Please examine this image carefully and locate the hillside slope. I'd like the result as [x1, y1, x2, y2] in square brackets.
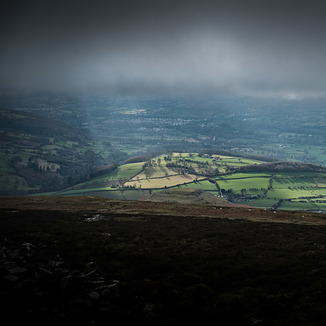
[140, 188, 240, 207]
[0, 109, 100, 195]
[46, 152, 326, 212]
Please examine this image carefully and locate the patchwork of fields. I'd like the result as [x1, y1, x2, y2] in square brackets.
[41, 152, 326, 212]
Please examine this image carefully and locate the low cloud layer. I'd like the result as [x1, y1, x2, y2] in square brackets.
[1, 0, 326, 97]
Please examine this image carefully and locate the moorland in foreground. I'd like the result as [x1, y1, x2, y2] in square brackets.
[2, 196, 326, 325]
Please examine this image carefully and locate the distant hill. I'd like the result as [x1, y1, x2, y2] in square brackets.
[0, 109, 101, 195]
[41, 151, 326, 212]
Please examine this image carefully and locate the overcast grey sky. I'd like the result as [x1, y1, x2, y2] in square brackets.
[1, 0, 326, 98]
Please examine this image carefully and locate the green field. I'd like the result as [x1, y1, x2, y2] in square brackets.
[272, 176, 316, 188]
[178, 180, 218, 191]
[107, 162, 144, 180]
[279, 200, 319, 211]
[266, 188, 316, 200]
[214, 173, 270, 194]
[125, 174, 204, 189]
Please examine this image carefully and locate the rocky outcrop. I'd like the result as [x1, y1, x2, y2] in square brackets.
[0, 240, 156, 325]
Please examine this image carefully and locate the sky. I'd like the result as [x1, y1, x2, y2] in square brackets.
[1, 0, 326, 98]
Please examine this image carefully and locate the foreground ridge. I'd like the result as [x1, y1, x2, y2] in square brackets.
[2, 196, 326, 325]
[1, 196, 326, 225]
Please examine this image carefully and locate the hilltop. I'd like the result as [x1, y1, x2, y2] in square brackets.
[46, 152, 326, 212]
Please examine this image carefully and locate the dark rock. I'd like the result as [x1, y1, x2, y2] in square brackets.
[8, 266, 28, 274]
[3, 274, 19, 282]
[88, 291, 101, 301]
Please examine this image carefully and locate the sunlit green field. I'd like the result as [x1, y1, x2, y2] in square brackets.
[216, 173, 270, 179]
[266, 188, 316, 200]
[133, 166, 178, 180]
[107, 162, 144, 179]
[178, 180, 218, 191]
[314, 177, 326, 187]
[279, 200, 319, 211]
[214, 175, 270, 194]
[125, 174, 204, 189]
[272, 176, 316, 188]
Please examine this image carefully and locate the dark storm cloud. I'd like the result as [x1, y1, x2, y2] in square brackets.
[1, 0, 326, 97]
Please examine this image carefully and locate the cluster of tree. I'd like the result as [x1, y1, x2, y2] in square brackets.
[166, 162, 196, 174]
[272, 199, 284, 210]
[198, 149, 276, 162]
[288, 185, 317, 190]
[237, 161, 326, 173]
[9, 156, 23, 168]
